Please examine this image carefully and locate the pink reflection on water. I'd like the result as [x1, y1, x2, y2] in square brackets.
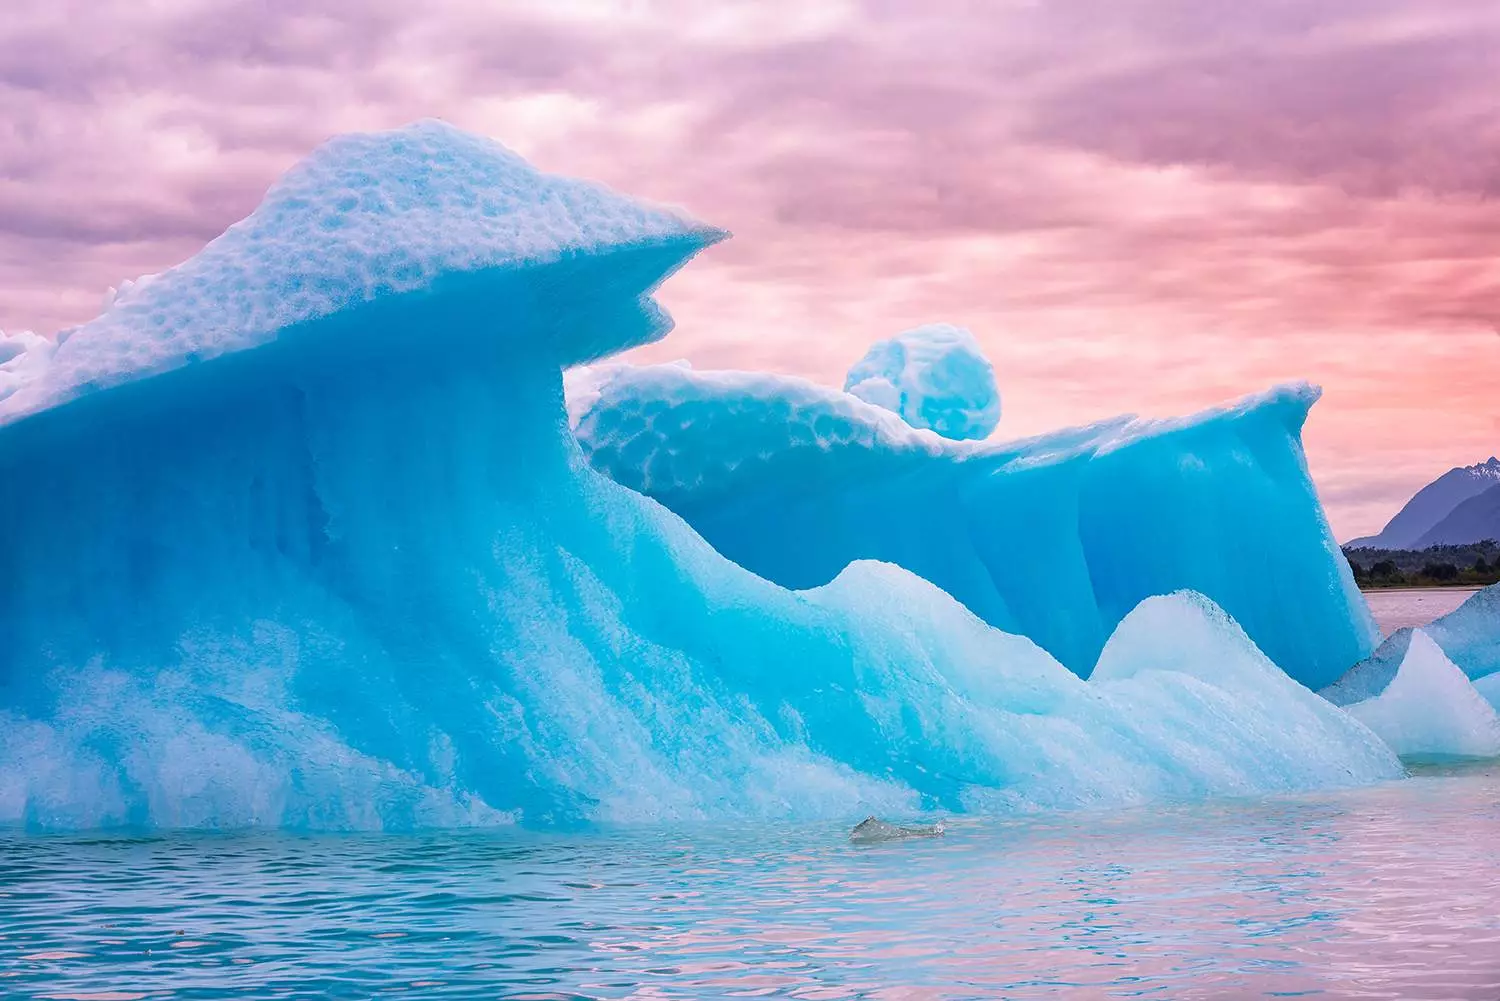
[587, 767, 1500, 998]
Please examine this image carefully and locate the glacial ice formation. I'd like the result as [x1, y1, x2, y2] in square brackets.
[1343, 631, 1500, 759]
[0, 121, 1400, 831]
[1322, 582, 1500, 707]
[571, 364, 1376, 688]
[844, 323, 1000, 440]
[0, 122, 718, 426]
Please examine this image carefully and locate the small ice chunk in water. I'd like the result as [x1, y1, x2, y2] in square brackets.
[1325, 583, 1500, 706]
[849, 816, 947, 843]
[1345, 630, 1500, 759]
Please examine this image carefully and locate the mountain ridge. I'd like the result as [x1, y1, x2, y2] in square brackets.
[1347, 457, 1500, 548]
[1415, 481, 1500, 547]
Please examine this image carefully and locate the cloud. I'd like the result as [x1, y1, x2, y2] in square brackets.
[0, 0, 1496, 538]
[1023, 2, 1500, 197]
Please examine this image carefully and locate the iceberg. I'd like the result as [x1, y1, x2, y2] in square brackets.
[0, 121, 1400, 831]
[1422, 582, 1500, 682]
[572, 363, 1375, 688]
[1323, 582, 1500, 706]
[1342, 631, 1500, 759]
[844, 323, 1000, 440]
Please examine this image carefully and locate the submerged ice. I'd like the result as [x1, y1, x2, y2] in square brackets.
[0, 121, 1402, 832]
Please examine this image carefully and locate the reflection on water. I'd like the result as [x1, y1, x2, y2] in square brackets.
[3, 765, 1499, 999]
[1362, 587, 1480, 637]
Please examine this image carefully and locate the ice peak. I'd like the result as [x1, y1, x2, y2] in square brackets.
[1, 120, 725, 427]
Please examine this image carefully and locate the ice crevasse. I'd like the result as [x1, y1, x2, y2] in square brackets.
[0, 121, 1400, 831]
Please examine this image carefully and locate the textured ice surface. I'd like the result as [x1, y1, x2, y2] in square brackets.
[1344, 631, 1500, 759]
[0, 330, 54, 404]
[844, 323, 1000, 440]
[0, 122, 1400, 831]
[1080, 593, 1398, 793]
[1319, 634, 1410, 708]
[1323, 583, 1500, 706]
[0, 120, 721, 425]
[566, 362, 949, 508]
[574, 365, 1374, 688]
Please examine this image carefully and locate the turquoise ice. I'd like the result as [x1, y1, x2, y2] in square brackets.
[572, 363, 1376, 688]
[844, 323, 1001, 440]
[1421, 583, 1500, 682]
[0, 122, 1400, 831]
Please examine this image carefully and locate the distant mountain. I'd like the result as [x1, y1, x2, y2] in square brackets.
[1346, 457, 1500, 548]
[1414, 481, 1500, 547]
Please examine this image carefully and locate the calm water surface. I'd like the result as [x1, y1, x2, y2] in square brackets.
[1362, 587, 1479, 637]
[3, 764, 1499, 1000]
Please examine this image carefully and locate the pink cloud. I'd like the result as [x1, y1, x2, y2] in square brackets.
[0, 0, 1495, 540]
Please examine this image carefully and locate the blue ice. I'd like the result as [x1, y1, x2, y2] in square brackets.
[572, 363, 1376, 688]
[0, 121, 1400, 831]
[844, 323, 1000, 440]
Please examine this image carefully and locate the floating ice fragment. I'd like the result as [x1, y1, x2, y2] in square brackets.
[1344, 630, 1500, 759]
[849, 816, 946, 843]
[1323, 582, 1500, 706]
[1423, 582, 1500, 682]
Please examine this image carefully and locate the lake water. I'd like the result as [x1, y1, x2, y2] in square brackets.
[4, 762, 1499, 1000]
[1362, 587, 1479, 637]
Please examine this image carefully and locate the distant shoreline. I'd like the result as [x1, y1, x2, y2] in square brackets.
[1342, 542, 1497, 591]
[1358, 583, 1485, 592]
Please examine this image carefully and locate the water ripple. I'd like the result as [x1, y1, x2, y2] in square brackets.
[3, 765, 1499, 998]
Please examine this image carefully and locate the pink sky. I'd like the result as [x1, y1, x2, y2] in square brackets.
[2, 0, 1496, 539]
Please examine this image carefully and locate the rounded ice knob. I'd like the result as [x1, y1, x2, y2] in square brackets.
[844, 323, 1000, 440]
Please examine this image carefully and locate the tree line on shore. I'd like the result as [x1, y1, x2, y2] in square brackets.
[1343, 540, 1500, 588]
